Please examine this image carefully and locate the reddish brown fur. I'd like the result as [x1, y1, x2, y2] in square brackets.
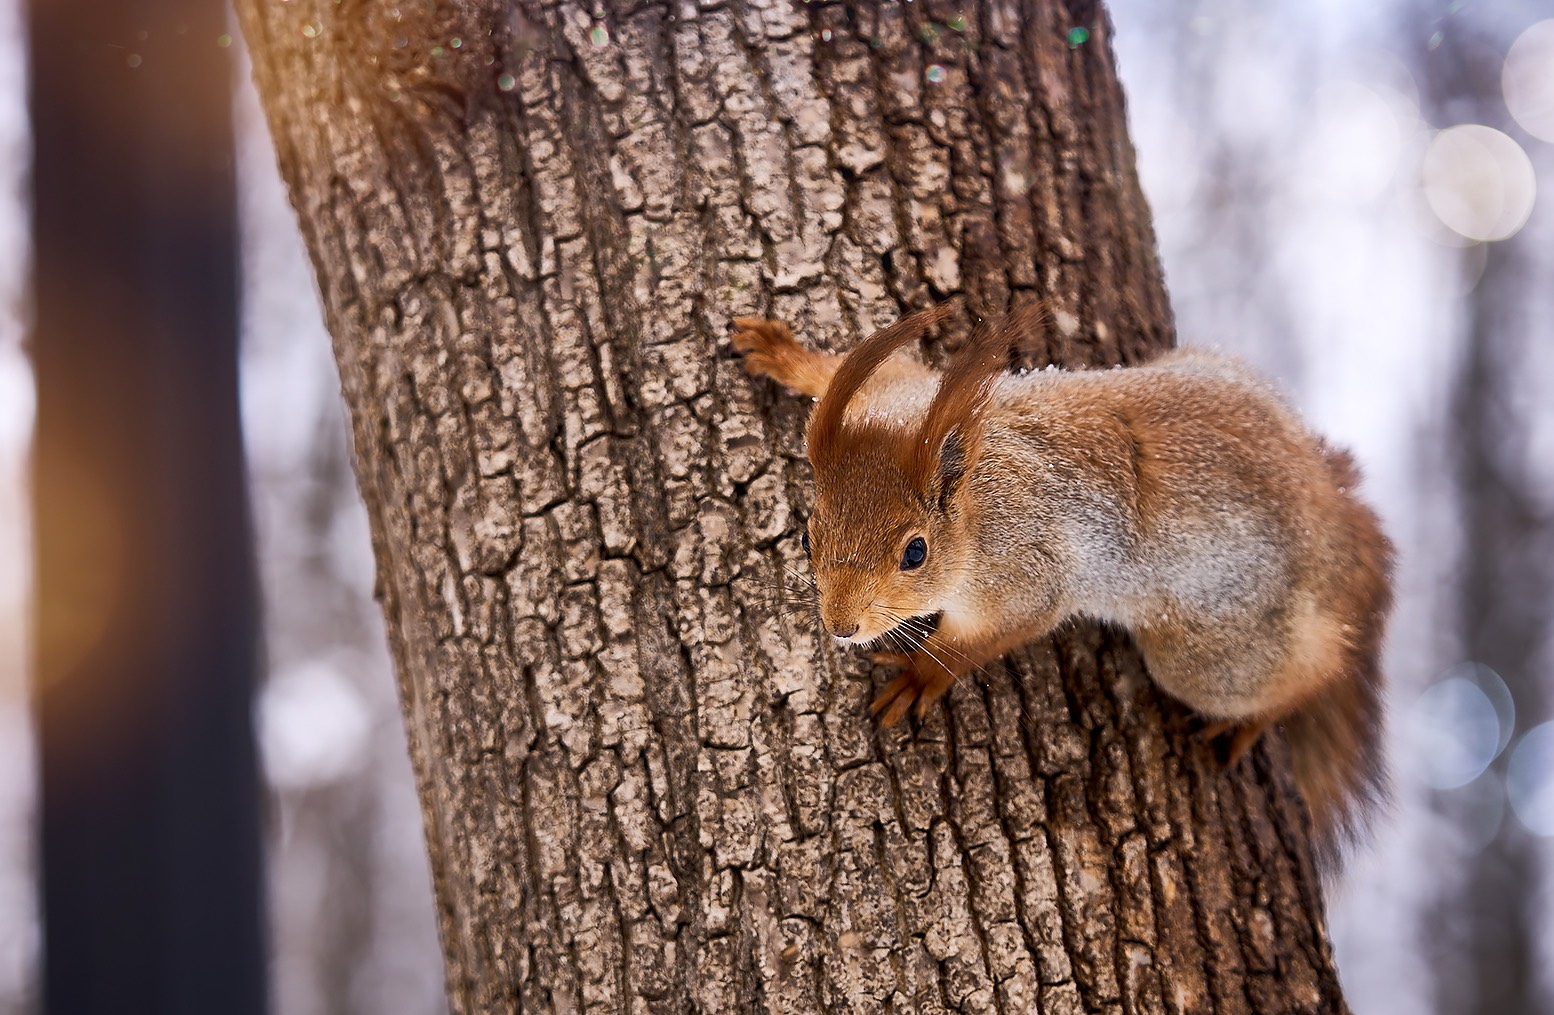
[729, 318, 841, 399]
[1282, 446, 1393, 860]
[906, 304, 1046, 496]
[731, 305, 1394, 864]
[800, 302, 957, 474]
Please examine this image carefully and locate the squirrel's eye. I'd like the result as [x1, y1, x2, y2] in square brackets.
[900, 537, 927, 570]
[801, 530, 811, 556]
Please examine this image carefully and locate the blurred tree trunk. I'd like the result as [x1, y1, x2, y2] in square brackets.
[1417, 15, 1552, 1015]
[237, 1, 1349, 1010]
[1443, 237, 1547, 1015]
[30, 0, 265, 1011]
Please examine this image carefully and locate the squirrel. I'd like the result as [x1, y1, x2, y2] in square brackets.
[731, 301, 1393, 860]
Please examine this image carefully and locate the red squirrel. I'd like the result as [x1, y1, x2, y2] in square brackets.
[731, 302, 1393, 857]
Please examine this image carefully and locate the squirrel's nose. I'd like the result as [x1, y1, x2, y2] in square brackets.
[830, 622, 859, 639]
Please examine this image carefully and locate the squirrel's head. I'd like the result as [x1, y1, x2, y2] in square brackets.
[800, 302, 1013, 646]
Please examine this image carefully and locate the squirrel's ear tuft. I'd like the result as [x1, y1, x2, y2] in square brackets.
[912, 300, 1045, 507]
[806, 301, 959, 472]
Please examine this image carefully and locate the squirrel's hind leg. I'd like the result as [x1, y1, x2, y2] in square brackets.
[730, 317, 841, 398]
[1196, 717, 1270, 768]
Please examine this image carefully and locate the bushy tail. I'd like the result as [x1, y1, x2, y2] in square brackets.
[1287, 447, 1395, 870]
[1285, 648, 1388, 869]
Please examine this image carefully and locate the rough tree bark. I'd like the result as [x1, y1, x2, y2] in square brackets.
[237, 1, 1349, 1011]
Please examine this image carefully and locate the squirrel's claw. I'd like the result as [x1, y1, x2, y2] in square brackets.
[729, 318, 793, 373]
[1194, 718, 1234, 742]
[1195, 718, 1267, 768]
[728, 316, 839, 398]
[871, 672, 922, 727]
[870, 652, 925, 726]
[871, 658, 955, 728]
[730, 317, 794, 352]
[729, 318, 811, 395]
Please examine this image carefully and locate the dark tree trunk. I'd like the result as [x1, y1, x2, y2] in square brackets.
[1446, 238, 1546, 1015]
[1412, 16, 1551, 1015]
[30, 0, 266, 1011]
[237, 1, 1349, 1011]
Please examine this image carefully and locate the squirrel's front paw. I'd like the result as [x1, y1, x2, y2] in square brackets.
[870, 670, 926, 727]
[870, 657, 954, 728]
[729, 317, 798, 381]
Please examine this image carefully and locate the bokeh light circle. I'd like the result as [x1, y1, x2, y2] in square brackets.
[1446, 661, 1516, 756]
[258, 660, 372, 790]
[1406, 674, 1502, 789]
[1298, 80, 1402, 204]
[1421, 125, 1536, 242]
[1507, 722, 1554, 836]
[1503, 20, 1554, 142]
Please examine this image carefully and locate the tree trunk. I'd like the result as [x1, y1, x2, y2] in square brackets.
[1422, 19, 1549, 1014]
[32, 0, 265, 1010]
[236, 1, 1349, 1011]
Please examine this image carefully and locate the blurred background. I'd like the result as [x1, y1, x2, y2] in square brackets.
[0, 0, 1551, 1013]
